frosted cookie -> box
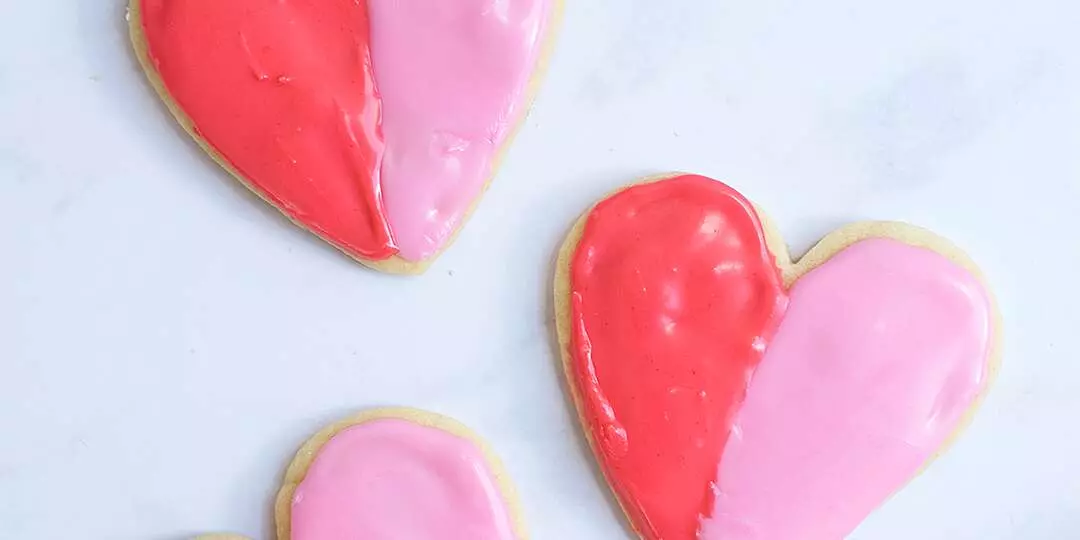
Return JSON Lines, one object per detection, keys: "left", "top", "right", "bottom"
{"left": 198, "top": 408, "right": 527, "bottom": 539}
{"left": 130, "top": 0, "right": 559, "bottom": 274}
{"left": 554, "top": 174, "right": 1001, "bottom": 539}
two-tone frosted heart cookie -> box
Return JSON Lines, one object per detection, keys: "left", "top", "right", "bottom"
{"left": 197, "top": 408, "right": 527, "bottom": 540}
{"left": 554, "top": 174, "right": 1001, "bottom": 539}
{"left": 130, "top": 0, "right": 559, "bottom": 274}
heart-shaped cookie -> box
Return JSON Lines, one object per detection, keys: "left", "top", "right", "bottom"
{"left": 555, "top": 174, "right": 1000, "bottom": 539}
{"left": 130, "top": 0, "right": 559, "bottom": 274}
{"left": 196, "top": 408, "right": 526, "bottom": 540}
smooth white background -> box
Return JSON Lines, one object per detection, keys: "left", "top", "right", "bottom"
{"left": 2, "top": 0, "right": 1078, "bottom": 538}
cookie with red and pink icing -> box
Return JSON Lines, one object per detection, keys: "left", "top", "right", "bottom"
{"left": 554, "top": 173, "right": 1002, "bottom": 539}
{"left": 130, "top": 0, "right": 560, "bottom": 274}
{"left": 197, "top": 408, "right": 527, "bottom": 540}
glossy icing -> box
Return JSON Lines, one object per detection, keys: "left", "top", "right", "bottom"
{"left": 290, "top": 418, "right": 517, "bottom": 540}
{"left": 567, "top": 175, "right": 789, "bottom": 540}
{"left": 565, "top": 175, "right": 994, "bottom": 539}
{"left": 370, "top": 0, "right": 552, "bottom": 261}
{"left": 701, "top": 238, "right": 993, "bottom": 539}
{"left": 138, "top": 0, "right": 396, "bottom": 260}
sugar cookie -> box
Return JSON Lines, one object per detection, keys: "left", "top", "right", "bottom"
{"left": 197, "top": 408, "right": 527, "bottom": 540}
{"left": 554, "top": 173, "right": 1001, "bottom": 539}
{"left": 130, "top": 0, "right": 559, "bottom": 274}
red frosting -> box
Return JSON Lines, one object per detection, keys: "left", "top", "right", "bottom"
{"left": 568, "top": 175, "right": 789, "bottom": 539}
{"left": 139, "top": 0, "right": 396, "bottom": 260}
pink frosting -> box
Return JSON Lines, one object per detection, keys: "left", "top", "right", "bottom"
{"left": 701, "top": 238, "right": 994, "bottom": 539}
{"left": 369, "top": 0, "right": 553, "bottom": 261}
{"left": 290, "top": 419, "right": 517, "bottom": 540}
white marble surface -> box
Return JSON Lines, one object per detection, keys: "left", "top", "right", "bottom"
{"left": 2, "top": 0, "right": 1079, "bottom": 538}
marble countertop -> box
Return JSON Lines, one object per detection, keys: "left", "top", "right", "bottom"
{"left": 2, "top": 0, "right": 1078, "bottom": 538}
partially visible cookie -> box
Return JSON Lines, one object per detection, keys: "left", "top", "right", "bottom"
{"left": 554, "top": 173, "right": 1001, "bottom": 539}
{"left": 197, "top": 408, "right": 526, "bottom": 540}
{"left": 129, "top": 0, "right": 560, "bottom": 274}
